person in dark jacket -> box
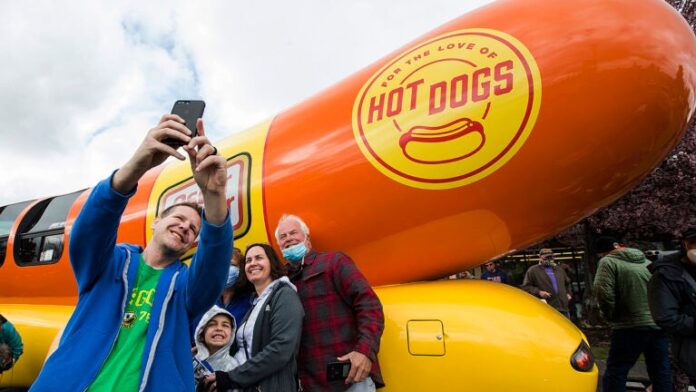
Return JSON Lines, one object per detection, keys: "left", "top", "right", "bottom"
{"left": 521, "top": 248, "right": 572, "bottom": 316}
{"left": 649, "top": 228, "right": 696, "bottom": 385}
{"left": 204, "top": 243, "right": 304, "bottom": 392}
{"left": 593, "top": 236, "right": 672, "bottom": 392}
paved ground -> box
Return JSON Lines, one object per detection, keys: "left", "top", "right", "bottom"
{"left": 595, "top": 359, "right": 649, "bottom": 391}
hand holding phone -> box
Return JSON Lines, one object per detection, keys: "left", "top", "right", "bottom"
{"left": 326, "top": 361, "right": 351, "bottom": 382}
{"left": 165, "top": 100, "right": 206, "bottom": 147}
{"left": 192, "top": 357, "right": 213, "bottom": 381}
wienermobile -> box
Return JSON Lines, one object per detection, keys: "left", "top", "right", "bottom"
{"left": 1, "top": 0, "right": 695, "bottom": 390}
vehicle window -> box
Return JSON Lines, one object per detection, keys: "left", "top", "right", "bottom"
{"left": 0, "top": 200, "right": 33, "bottom": 267}
{"left": 15, "top": 190, "right": 82, "bottom": 266}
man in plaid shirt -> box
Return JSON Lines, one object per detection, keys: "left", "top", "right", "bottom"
{"left": 275, "top": 214, "right": 385, "bottom": 391}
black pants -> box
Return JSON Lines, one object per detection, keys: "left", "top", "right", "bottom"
{"left": 603, "top": 327, "right": 672, "bottom": 392}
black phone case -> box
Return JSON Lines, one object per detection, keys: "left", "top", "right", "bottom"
{"left": 164, "top": 100, "right": 206, "bottom": 147}
{"left": 326, "top": 361, "right": 351, "bottom": 381}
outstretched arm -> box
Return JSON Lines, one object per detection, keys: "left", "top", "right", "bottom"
{"left": 183, "top": 118, "right": 227, "bottom": 224}
{"left": 113, "top": 114, "right": 192, "bottom": 193}
{"left": 71, "top": 114, "right": 193, "bottom": 291}
{"left": 183, "top": 118, "right": 233, "bottom": 316}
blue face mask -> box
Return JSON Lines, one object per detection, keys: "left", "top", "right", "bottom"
{"left": 282, "top": 242, "right": 307, "bottom": 263}
{"left": 226, "top": 265, "right": 240, "bottom": 288}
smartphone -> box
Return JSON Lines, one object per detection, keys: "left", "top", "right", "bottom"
{"left": 326, "top": 361, "right": 351, "bottom": 381}
{"left": 192, "top": 357, "right": 212, "bottom": 381}
{"left": 164, "top": 100, "right": 206, "bottom": 147}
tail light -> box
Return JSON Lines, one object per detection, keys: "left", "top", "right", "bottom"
{"left": 570, "top": 340, "right": 595, "bottom": 372}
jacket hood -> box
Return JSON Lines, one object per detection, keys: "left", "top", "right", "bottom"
{"left": 650, "top": 251, "right": 687, "bottom": 279}
{"left": 194, "top": 305, "right": 237, "bottom": 368}
{"left": 250, "top": 276, "right": 298, "bottom": 308}
{"left": 604, "top": 247, "right": 649, "bottom": 264}
{"left": 274, "top": 276, "right": 297, "bottom": 292}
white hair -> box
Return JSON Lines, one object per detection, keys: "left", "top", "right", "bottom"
{"left": 275, "top": 214, "right": 310, "bottom": 241}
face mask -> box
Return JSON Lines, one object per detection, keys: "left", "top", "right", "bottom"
{"left": 687, "top": 249, "right": 696, "bottom": 265}
{"left": 226, "top": 265, "right": 240, "bottom": 288}
{"left": 282, "top": 242, "right": 307, "bottom": 263}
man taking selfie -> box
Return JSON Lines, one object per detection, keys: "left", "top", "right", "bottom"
{"left": 31, "top": 114, "right": 232, "bottom": 392}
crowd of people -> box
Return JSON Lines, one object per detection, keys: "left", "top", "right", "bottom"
{"left": 18, "top": 114, "right": 385, "bottom": 392}
{"left": 472, "top": 234, "right": 696, "bottom": 391}
{"left": 3, "top": 113, "right": 694, "bottom": 392}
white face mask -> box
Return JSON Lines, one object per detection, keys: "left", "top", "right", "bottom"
{"left": 687, "top": 249, "right": 696, "bottom": 265}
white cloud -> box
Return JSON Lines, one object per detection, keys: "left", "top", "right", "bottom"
{"left": 0, "top": 0, "right": 492, "bottom": 206}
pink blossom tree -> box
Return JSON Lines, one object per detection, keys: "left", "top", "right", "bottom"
{"left": 532, "top": 0, "right": 696, "bottom": 324}
{"left": 553, "top": 0, "right": 696, "bottom": 244}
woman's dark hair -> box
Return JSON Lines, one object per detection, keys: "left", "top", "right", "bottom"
{"left": 239, "top": 243, "right": 286, "bottom": 288}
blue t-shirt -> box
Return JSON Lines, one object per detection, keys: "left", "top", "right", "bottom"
{"left": 481, "top": 269, "right": 509, "bottom": 284}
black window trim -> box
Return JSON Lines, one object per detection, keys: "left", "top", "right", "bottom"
{"left": 0, "top": 199, "right": 36, "bottom": 268}
{"left": 13, "top": 189, "right": 84, "bottom": 267}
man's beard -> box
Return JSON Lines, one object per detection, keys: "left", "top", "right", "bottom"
{"left": 160, "top": 242, "right": 187, "bottom": 260}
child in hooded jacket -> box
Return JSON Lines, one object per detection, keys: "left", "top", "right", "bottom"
{"left": 193, "top": 306, "right": 239, "bottom": 391}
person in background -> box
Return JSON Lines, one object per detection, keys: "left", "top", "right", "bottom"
{"left": 649, "top": 228, "right": 696, "bottom": 386}
{"left": 203, "top": 243, "right": 304, "bottom": 392}
{"left": 594, "top": 236, "right": 672, "bottom": 392}
{"left": 0, "top": 314, "right": 23, "bottom": 373}
{"left": 480, "top": 261, "right": 509, "bottom": 284}
{"left": 220, "top": 248, "right": 254, "bottom": 325}
{"left": 275, "top": 214, "right": 385, "bottom": 391}
{"left": 521, "top": 248, "right": 572, "bottom": 317}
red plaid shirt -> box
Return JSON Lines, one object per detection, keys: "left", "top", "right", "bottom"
{"left": 289, "top": 250, "right": 384, "bottom": 391}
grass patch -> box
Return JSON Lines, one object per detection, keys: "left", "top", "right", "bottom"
{"left": 591, "top": 345, "right": 609, "bottom": 361}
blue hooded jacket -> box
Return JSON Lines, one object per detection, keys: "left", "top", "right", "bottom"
{"left": 30, "top": 174, "right": 233, "bottom": 392}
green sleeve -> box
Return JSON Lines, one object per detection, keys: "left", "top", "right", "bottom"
{"left": 593, "top": 259, "right": 616, "bottom": 321}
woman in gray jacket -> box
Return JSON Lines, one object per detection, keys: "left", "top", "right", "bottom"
{"left": 203, "top": 243, "right": 304, "bottom": 392}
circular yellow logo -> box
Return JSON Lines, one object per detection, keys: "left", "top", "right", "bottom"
{"left": 353, "top": 29, "right": 542, "bottom": 189}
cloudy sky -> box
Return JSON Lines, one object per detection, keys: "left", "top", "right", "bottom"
{"left": 0, "top": 0, "right": 494, "bottom": 206}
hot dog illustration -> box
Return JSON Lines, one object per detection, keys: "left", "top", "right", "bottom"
{"left": 399, "top": 117, "right": 485, "bottom": 164}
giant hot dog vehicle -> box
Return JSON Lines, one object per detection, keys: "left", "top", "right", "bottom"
{"left": 1, "top": 0, "right": 695, "bottom": 390}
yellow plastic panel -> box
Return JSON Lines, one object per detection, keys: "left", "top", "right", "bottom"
{"left": 0, "top": 304, "right": 72, "bottom": 388}
{"left": 407, "top": 320, "right": 445, "bottom": 356}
